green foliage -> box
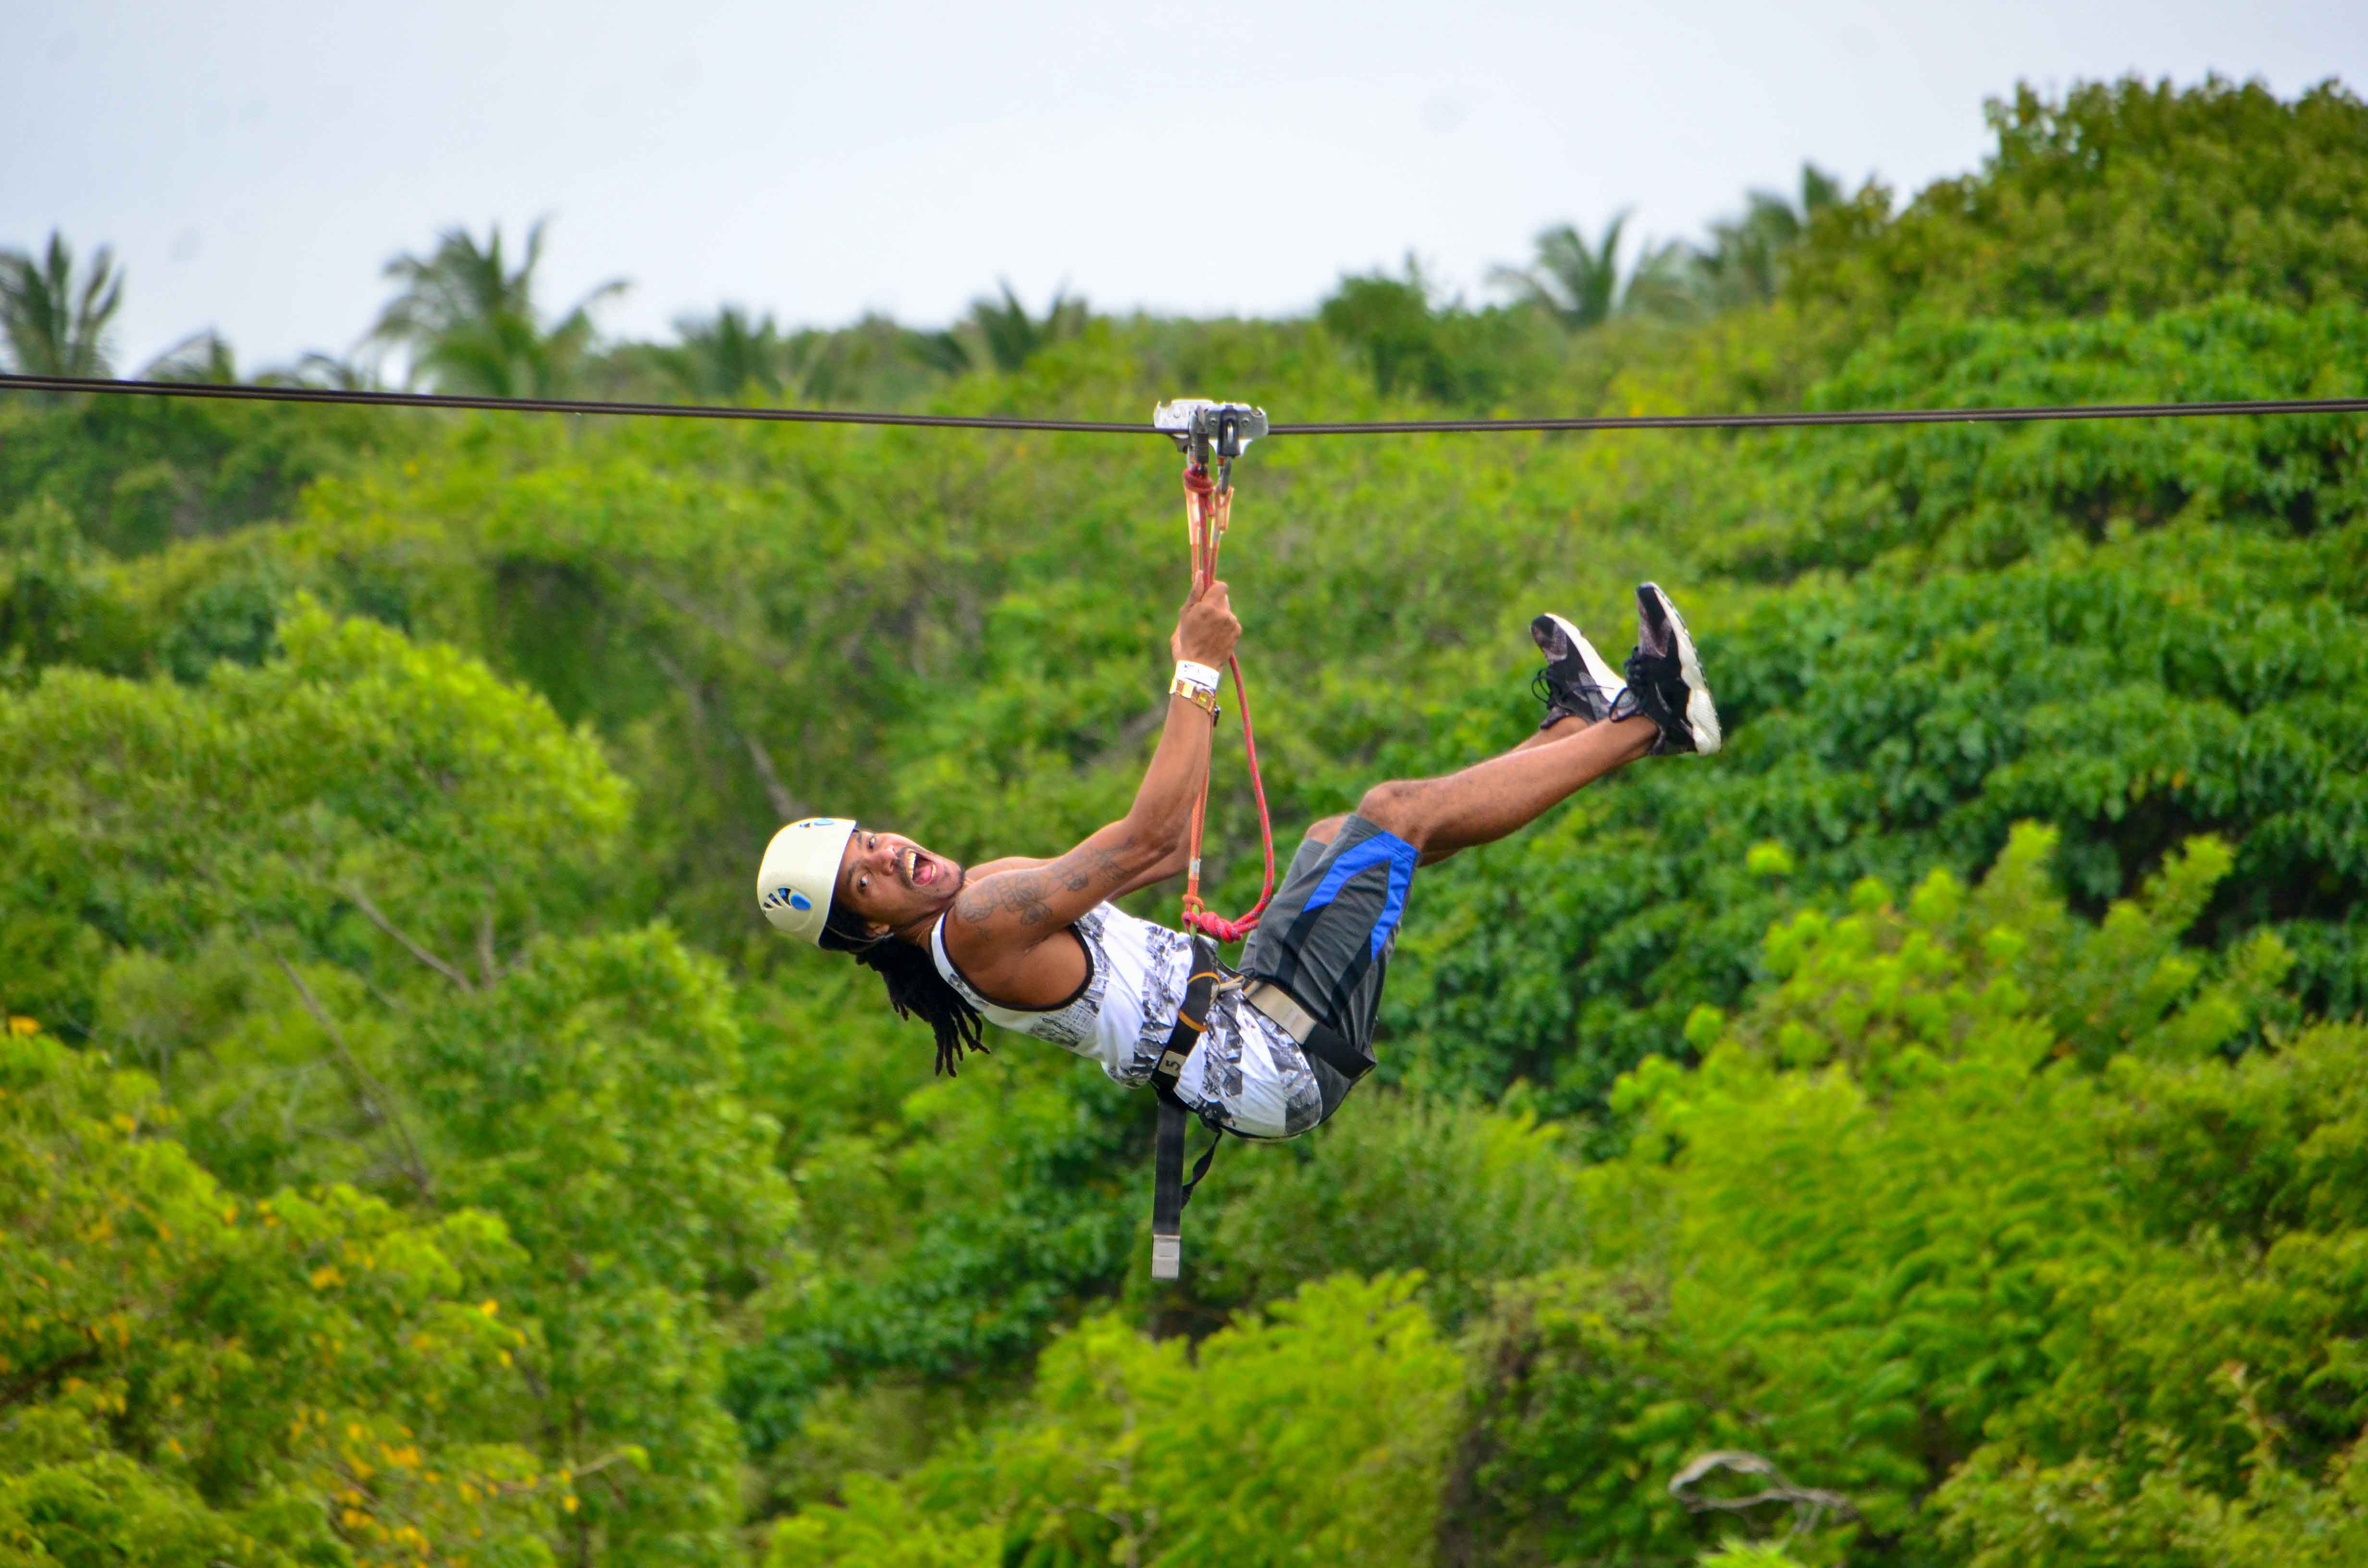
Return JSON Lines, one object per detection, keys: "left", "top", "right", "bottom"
{"left": 1710, "top": 298, "right": 2368, "bottom": 579}
{"left": 0, "top": 602, "right": 627, "bottom": 1034}
{"left": 1439, "top": 825, "right": 2356, "bottom": 1564}
{"left": 0, "top": 610, "right": 792, "bottom": 1563}
{"left": 768, "top": 1274, "right": 1462, "bottom": 1568}
{"left": 1317, "top": 260, "right": 1567, "bottom": 404}
{"left": 1, "top": 496, "right": 150, "bottom": 680}
{"left": 730, "top": 1063, "right": 1139, "bottom": 1453}
{"left": 1436, "top": 1268, "right": 1747, "bottom": 1567}
{"left": 655, "top": 306, "right": 795, "bottom": 400}
{"left": 1789, "top": 76, "right": 2368, "bottom": 324}
{"left": 0, "top": 1026, "right": 559, "bottom": 1567}
{"left": 959, "top": 282, "right": 1089, "bottom": 375}
{"left": 8, "top": 71, "right": 2368, "bottom": 1566}
{"left": 0, "top": 391, "right": 413, "bottom": 558}
{"left": 1193, "top": 1093, "right": 1587, "bottom": 1328}
{"left": 1398, "top": 485, "right": 2368, "bottom": 1116}
{"left": 1694, "top": 165, "right": 1843, "bottom": 309}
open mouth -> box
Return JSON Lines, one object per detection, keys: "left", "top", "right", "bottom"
{"left": 902, "top": 847, "right": 938, "bottom": 887}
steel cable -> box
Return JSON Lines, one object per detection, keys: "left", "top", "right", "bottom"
{"left": 4, "top": 372, "right": 2366, "bottom": 435}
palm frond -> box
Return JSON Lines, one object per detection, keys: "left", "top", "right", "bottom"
{"left": 0, "top": 230, "right": 124, "bottom": 377}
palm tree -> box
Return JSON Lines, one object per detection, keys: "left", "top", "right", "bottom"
{"left": 267, "top": 352, "right": 380, "bottom": 390}
{"left": 144, "top": 329, "right": 238, "bottom": 383}
{"left": 1490, "top": 213, "right": 1692, "bottom": 330}
{"left": 1694, "top": 164, "right": 1843, "bottom": 307}
{"left": 905, "top": 325, "right": 973, "bottom": 377}
{"left": 367, "top": 220, "right": 625, "bottom": 398}
{"left": 0, "top": 231, "right": 125, "bottom": 377}
{"left": 967, "top": 281, "right": 1086, "bottom": 373}
{"left": 657, "top": 306, "right": 788, "bottom": 400}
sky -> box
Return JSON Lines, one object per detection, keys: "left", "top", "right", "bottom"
{"left": 5, "top": 0, "right": 2364, "bottom": 374}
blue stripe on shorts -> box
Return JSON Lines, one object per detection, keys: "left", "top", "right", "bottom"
{"left": 1300, "top": 827, "right": 1420, "bottom": 959}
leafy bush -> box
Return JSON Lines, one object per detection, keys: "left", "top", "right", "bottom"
{"left": 768, "top": 1274, "right": 1462, "bottom": 1568}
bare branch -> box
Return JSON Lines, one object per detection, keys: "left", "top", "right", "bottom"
{"left": 634, "top": 573, "right": 788, "bottom": 671}
{"left": 341, "top": 882, "right": 474, "bottom": 993}
{"left": 476, "top": 904, "right": 499, "bottom": 987}
{"left": 741, "top": 733, "right": 806, "bottom": 821}
{"left": 1670, "top": 1449, "right": 1855, "bottom": 1539}
{"left": 650, "top": 646, "right": 807, "bottom": 821}
{"left": 648, "top": 647, "right": 711, "bottom": 730}
{"left": 272, "top": 955, "right": 435, "bottom": 1202}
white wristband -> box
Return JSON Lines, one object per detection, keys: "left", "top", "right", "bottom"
{"left": 1173, "top": 659, "right": 1221, "bottom": 693}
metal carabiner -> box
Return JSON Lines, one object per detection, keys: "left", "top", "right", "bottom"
{"left": 1154, "top": 398, "right": 1269, "bottom": 492}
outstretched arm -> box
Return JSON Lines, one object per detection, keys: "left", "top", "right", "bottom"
{"left": 968, "top": 840, "right": 1191, "bottom": 900}
{"left": 946, "top": 579, "right": 1239, "bottom": 986}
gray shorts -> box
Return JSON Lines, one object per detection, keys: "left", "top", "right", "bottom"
{"left": 1238, "top": 814, "right": 1420, "bottom": 1062}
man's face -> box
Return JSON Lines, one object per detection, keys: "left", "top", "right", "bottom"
{"left": 836, "top": 827, "right": 964, "bottom": 934}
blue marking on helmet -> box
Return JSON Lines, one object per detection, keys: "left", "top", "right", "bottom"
{"left": 789, "top": 891, "right": 812, "bottom": 911}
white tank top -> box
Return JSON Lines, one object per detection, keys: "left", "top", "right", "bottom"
{"left": 930, "top": 903, "right": 1192, "bottom": 1087}
{"left": 927, "top": 903, "right": 1323, "bottom": 1139}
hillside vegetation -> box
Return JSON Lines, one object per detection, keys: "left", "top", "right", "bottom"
{"left": 5, "top": 75, "right": 2368, "bottom": 1567}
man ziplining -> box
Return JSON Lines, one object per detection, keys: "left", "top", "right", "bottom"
{"left": 756, "top": 567, "right": 1721, "bottom": 1272}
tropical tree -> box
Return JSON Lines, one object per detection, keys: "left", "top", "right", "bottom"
{"left": 1694, "top": 162, "right": 1843, "bottom": 307}
{"left": 265, "top": 350, "right": 380, "bottom": 389}
{"left": 1491, "top": 212, "right": 1694, "bottom": 330}
{"left": 0, "top": 230, "right": 124, "bottom": 378}
{"left": 1782, "top": 75, "right": 2368, "bottom": 323}
{"left": 367, "top": 219, "right": 625, "bottom": 398}
{"left": 1320, "top": 258, "right": 1455, "bottom": 396}
{"left": 0, "top": 604, "right": 795, "bottom": 1563}
{"left": 0, "top": 1024, "right": 561, "bottom": 1568}
{"left": 142, "top": 328, "right": 238, "bottom": 384}
{"left": 658, "top": 304, "right": 790, "bottom": 400}
{"left": 768, "top": 1274, "right": 1462, "bottom": 1568}
{"left": 962, "top": 280, "right": 1087, "bottom": 373}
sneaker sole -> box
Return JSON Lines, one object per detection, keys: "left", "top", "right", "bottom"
{"left": 1533, "top": 612, "right": 1628, "bottom": 720}
{"left": 1639, "top": 584, "right": 1722, "bottom": 755}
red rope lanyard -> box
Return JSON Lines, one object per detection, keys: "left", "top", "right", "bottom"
{"left": 1178, "top": 463, "right": 1277, "bottom": 944}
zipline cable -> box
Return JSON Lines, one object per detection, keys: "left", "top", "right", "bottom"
{"left": 4, "top": 372, "right": 2367, "bottom": 434}
{"left": 0, "top": 372, "right": 1153, "bottom": 432}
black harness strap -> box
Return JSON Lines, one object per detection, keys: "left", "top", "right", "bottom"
{"left": 1149, "top": 937, "right": 1228, "bottom": 1281}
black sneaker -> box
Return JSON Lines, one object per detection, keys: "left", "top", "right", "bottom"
{"left": 1529, "top": 612, "right": 1629, "bottom": 730}
{"left": 1623, "top": 584, "right": 1722, "bottom": 755}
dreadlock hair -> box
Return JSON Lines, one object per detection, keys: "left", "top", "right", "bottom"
{"left": 819, "top": 902, "right": 988, "bottom": 1078}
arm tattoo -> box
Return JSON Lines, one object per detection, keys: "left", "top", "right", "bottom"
{"left": 957, "top": 845, "right": 1127, "bottom": 927}
{"left": 956, "top": 871, "right": 1053, "bottom": 926}
{"left": 1060, "top": 847, "right": 1122, "bottom": 892}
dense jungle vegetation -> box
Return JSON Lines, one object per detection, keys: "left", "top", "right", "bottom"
{"left": 6, "top": 74, "right": 2368, "bottom": 1566}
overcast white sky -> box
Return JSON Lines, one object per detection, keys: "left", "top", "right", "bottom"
{"left": 5, "top": 0, "right": 2363, "bottom": 373}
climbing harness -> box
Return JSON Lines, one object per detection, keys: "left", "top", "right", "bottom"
{"left": 1156, "top": 399, "right": 1278, "bottom": 946}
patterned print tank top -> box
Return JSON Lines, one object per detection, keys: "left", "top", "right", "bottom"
{"left": 928, "top": 903, "right": 1323, "bottom": 1139}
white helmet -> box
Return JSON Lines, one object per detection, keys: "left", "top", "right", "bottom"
{"left": 757, "top": 817, "right": 860, "bottom": 945}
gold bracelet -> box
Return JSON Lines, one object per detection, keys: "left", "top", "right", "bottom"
{"left": 1170, "top": 677, "right": 1221, "bottom": 722}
